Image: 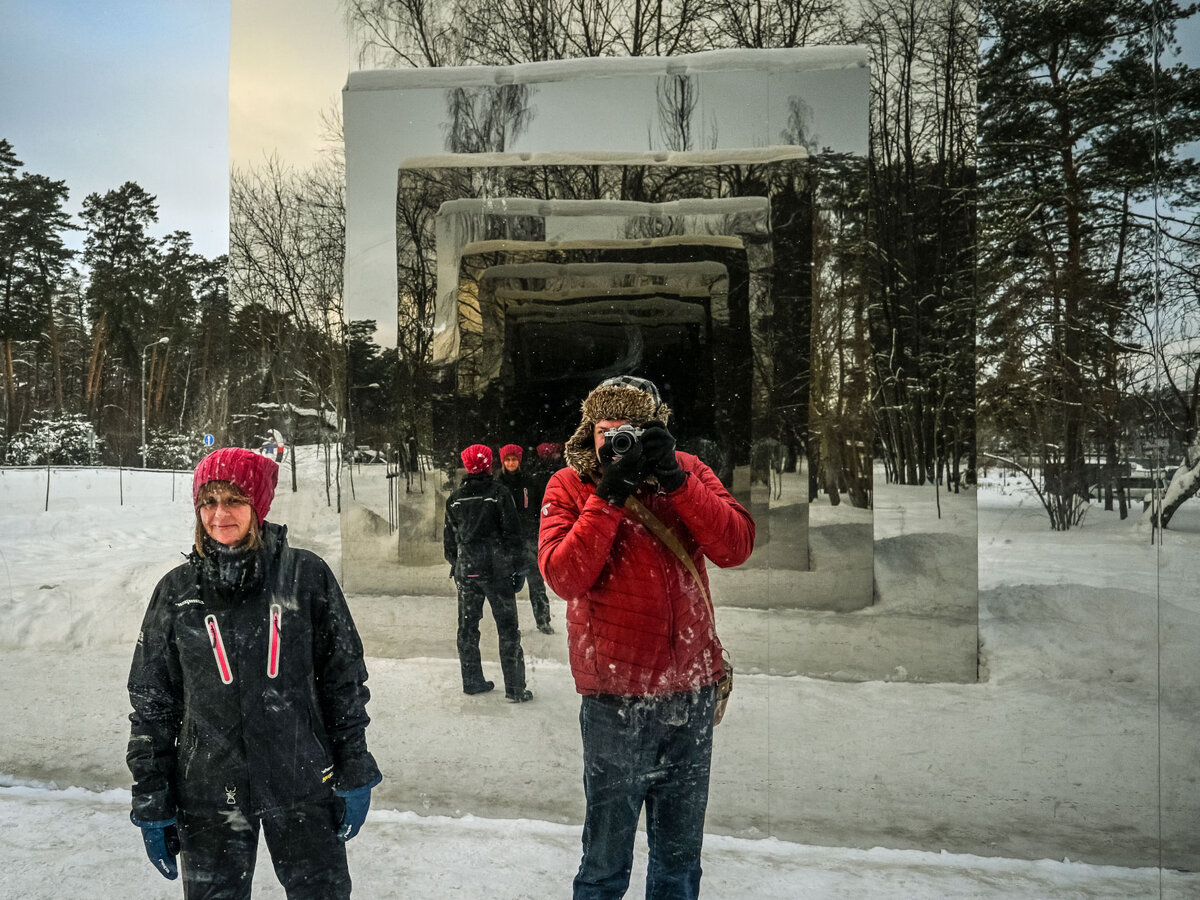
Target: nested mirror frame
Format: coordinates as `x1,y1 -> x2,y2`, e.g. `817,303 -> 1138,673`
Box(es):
340,153 -> 978,687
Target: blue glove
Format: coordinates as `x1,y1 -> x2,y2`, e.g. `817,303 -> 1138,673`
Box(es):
131,813 -> 179,880
511,569 -> 527,593
335,774 -> 382,842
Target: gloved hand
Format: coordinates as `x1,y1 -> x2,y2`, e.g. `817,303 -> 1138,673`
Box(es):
595,436 -> 645,505
131,813 -> 180,880
511,569 -> 527,593
640,420 -> 685,492
335,774 -> 382,842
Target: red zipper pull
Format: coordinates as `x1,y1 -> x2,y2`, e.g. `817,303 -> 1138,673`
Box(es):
267,604 -> 282,679
205,614 -> 234,684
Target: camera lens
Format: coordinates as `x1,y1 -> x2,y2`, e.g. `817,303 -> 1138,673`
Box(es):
610,431 -> 634,455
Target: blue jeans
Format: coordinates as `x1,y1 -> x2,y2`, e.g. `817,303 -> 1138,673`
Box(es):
573,685 -> 715,900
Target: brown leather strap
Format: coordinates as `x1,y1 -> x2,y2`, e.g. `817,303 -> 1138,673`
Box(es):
622,494 -> 715,622
587,472 -> 715,620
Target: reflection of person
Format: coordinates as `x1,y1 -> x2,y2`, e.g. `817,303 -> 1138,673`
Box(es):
126,447 -> 382,899
535,440 -> 565,472
497,442 -> 554,634
539,376 -> 755,900
444,443 -> 533,702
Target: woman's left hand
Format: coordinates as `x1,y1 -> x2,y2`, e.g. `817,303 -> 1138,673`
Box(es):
334,774 -> 382,841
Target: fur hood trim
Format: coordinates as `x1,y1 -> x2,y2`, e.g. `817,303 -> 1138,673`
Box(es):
563,383 -> 672,477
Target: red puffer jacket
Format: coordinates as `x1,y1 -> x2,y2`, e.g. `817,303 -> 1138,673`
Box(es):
538,452 -> 755,697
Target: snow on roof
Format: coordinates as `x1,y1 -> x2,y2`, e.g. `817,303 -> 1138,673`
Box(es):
346,47 -> 869,92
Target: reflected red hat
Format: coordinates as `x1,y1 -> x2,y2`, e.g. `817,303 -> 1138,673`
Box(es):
192,447 -> 279,525
537,442 -> 562,460
499,444 -> 523,461
461,444 -> 493,474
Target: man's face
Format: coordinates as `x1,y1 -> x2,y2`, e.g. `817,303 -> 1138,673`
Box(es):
593,419 -> 629,468
502,455 -> 520,472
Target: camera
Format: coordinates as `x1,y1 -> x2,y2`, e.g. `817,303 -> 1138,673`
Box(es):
603,424 -> 644,456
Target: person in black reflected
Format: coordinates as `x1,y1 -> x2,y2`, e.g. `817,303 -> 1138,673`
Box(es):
443,443 -> 533,702
497,442 -> 554,634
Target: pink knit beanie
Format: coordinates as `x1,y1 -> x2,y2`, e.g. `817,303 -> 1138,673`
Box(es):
461,444 -> 493,474
192,447 -> 279,524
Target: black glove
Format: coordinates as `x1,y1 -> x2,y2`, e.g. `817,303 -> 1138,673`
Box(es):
595,437 -> 645,505
132,813 -> 180,880
511,569 -> 527,593
641,420 -> 685,492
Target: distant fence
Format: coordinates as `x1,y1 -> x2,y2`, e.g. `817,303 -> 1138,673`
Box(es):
0,465 -> 194,512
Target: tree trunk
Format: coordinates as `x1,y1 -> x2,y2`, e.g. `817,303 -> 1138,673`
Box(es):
2,338 -> 15,439
1157,441 -> 1200,530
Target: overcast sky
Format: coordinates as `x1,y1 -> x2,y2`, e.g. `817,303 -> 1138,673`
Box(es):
0,1 -> 1195,263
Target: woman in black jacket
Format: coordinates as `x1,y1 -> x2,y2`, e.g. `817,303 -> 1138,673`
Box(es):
443,443 -> 532,702
496,442 -> 554,634
126,447 -> 382,899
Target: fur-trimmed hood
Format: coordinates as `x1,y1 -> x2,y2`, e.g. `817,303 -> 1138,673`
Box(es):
563,380 -> 672,477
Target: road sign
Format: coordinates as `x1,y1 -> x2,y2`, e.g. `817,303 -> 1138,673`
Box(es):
203,433 -> 215,447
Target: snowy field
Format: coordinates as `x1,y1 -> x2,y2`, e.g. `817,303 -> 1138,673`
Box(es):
1,448 -> 1197,899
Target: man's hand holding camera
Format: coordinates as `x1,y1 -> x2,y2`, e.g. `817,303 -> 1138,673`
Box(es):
597,419 -> 685,505
596,432 -> 645,505
640,420 -> 686,492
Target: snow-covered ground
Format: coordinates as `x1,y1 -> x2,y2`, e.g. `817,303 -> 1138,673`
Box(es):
0,449 -> 1197,899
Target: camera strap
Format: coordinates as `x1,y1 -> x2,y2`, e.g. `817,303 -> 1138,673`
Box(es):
622,494 -> 715,622
586,472 -> 714,620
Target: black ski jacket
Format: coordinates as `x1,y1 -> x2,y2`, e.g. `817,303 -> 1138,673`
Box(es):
497,468 -> 543,540
443,473 -> 525,582
126,522 -> 380,823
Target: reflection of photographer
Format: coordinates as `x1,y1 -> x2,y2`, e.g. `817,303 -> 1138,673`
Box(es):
538,375 -> 756,899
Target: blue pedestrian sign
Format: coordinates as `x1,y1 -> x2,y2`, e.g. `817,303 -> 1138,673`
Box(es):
203,433 -> 215,447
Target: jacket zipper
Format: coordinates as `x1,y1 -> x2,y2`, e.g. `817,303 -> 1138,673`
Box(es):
267,604 -> 282,678
205,614 -> 234,684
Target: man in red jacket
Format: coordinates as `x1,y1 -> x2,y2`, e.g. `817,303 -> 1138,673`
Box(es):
539,376 -> 755,900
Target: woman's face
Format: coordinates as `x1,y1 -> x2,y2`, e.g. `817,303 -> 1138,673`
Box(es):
198,488 -> 254,546
502,455 -> 521,473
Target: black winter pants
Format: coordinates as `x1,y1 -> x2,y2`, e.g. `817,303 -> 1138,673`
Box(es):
178,797 -> 350,900
456,576 -> 527,695
521,536 -> 552,629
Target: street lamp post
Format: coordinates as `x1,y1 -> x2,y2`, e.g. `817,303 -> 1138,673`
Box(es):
141,336 -> 169,468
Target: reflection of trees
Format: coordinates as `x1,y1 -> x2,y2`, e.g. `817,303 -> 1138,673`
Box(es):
810,159 -> 871,507
444,84 -> 534,154
849,0 -> 976,493
656,74 -> 697,151
395,172 -> 444,440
